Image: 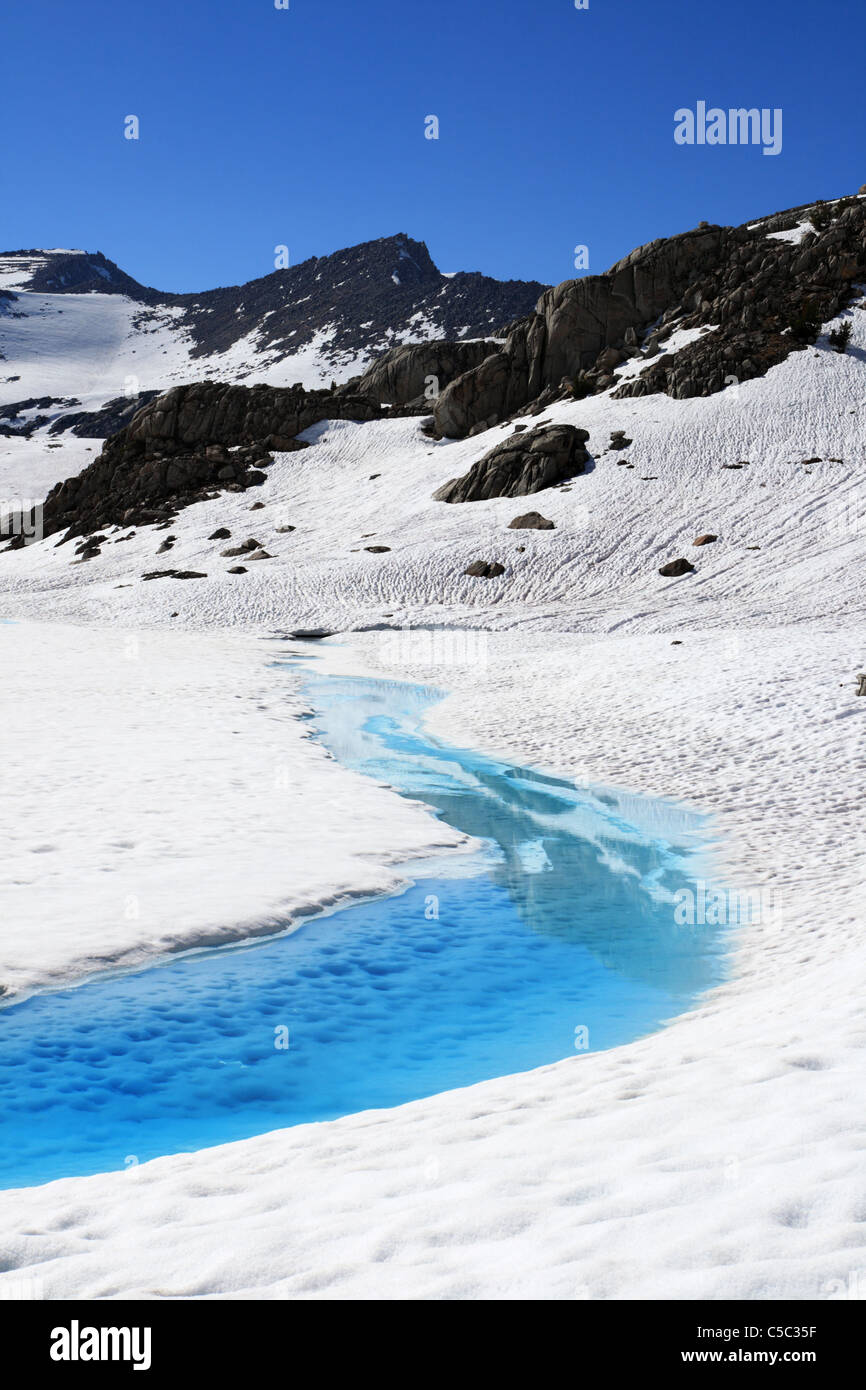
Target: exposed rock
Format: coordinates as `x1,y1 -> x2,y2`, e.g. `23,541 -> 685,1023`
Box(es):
434,424 -> 589,503
659,558 -> 695,577
434,198 -> 866,434
48,391 -> 160,439
245,549 -> 272,561
208,527 -> 231,540
508,511 -> 555,529
220,538 -> 262,557
0,396 -> 81,438
464,560 -> 506,578
434,224 -> 731,435
275,525 -> 296,534
227,566 -> 247,574
364,545 -> 391,553
39,380 -> 380,539
353,340 -> 499,412
693,533 -> 718,546
141,569 -> 207,580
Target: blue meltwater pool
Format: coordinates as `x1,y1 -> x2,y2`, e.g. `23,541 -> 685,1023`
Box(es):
0,653 -> 730,1188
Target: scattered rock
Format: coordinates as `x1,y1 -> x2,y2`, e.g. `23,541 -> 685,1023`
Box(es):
275,525 -> 296,534
464,560 -> 506,578
156,535 -> 176,554
209,527 -> 231,540
659,558 -> 695,577
609,430 -> 632,450
693,534 -> 718,546
141,569 -> 207,581
71,536 -> 105,562
508,511 -> 555,530
245,549 -> 273,561
365,545 -> 391,553
227,566 -> 247,574
220,538 -> 262,557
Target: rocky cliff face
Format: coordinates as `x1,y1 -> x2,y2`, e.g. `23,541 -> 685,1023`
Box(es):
432,195 -> 866,437
40,380 -> 381,538
353,339 -> 500,411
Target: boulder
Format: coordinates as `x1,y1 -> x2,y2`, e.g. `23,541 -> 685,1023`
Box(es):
693,533 -> 718,546
464,560 -> 506,578
508,511 -> 555,529
141,569 -> 207,581
220,538 -> 262,557
434,424 -> 589,503
659,558 -> 695,577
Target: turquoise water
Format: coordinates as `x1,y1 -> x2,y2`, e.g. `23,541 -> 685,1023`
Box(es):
0,656 -> 728,1189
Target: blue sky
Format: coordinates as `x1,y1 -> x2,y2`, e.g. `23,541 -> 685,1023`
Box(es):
2,0 -> 863,292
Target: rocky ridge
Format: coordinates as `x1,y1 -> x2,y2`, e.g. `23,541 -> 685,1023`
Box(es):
429,195 -> 866,437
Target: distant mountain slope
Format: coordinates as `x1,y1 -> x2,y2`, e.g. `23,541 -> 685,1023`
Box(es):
0,238 -> 547,417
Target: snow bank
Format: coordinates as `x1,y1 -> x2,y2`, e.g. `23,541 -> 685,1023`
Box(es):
0,622 -> 468,1001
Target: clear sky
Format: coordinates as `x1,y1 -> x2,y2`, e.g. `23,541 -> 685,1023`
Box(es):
2,0 -> 864,292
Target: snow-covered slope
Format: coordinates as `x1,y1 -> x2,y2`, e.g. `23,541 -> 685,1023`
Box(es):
2,289 -> 864,632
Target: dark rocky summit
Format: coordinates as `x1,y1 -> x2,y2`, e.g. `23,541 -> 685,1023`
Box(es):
434,424 -> 589,503
1,239 -> 546,378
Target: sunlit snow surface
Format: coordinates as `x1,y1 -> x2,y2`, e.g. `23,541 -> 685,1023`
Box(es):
0,664 -> 727,1189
